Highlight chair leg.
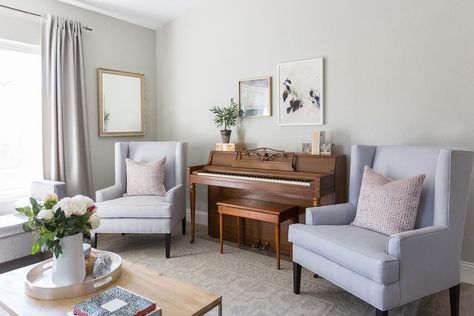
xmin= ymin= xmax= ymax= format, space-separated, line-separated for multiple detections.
xmin=449 ymin=284 xmax=460 ymax=316
xmin=165 ymin=233 xmax=171 ymax=258
xmin=293 ymin=262 xmax=301 ymax=294
xmin=375 ymin=309 xmax=388 ymax=316
xmin=182 ymin=217 xmax=186 ymax=235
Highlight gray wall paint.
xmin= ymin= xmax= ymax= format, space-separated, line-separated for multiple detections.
xmin=0 ymin=0 xmax=157 ymax=193
xmin=156 ymin=0 xmax=474 ymax=261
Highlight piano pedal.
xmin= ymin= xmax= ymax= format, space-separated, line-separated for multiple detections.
xmin=251 ymin=240 xmax=261 ymax=248
xmin=261 ymin=241 xmax=271 ymax=251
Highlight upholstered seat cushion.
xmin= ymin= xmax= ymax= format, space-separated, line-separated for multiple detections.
xmin=288 ymin=224 xmax=399 ymax=284
xmin=96 ymin=196 xmax=172 ymax=219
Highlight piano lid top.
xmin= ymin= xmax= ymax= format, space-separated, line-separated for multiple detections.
xmin=207 ymin=147 xmax=344 ymax=173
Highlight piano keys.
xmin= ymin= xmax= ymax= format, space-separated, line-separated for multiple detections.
xmin=195 ymin=170 xmax=312 ymax=187
xmin=188 ymin=147 xmax=347 ymax=254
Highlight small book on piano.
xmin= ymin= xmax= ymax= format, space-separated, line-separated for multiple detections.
xmin=215 ymin=143 xmax=244 ymax=152
xmin=72 ymin=286 xmax=160 ymax=316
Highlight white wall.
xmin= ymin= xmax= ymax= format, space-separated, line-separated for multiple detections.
xmin=156 ymin=0 xmax=474 ymax=262
xmin=0 ymin=0 xmax=157 ymax=193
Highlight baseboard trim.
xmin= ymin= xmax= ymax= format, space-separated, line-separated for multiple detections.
xmin=461 ymin=260 xmax=474 ymax=285
xmin=185 ymin=208 xmax=208 ymax=226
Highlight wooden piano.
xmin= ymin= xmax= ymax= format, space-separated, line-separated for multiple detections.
xmin=188 ymin=147 xmax=346 ymax=255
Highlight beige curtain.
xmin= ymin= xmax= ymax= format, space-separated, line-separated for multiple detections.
xmin=41 ymin=14 xmax=92 ymax=197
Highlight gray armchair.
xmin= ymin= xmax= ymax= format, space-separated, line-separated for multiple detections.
xmin=94 ymin=141 xmax=187 ymax=258
xmin=289 ymin=145 xmax=474 ymax=316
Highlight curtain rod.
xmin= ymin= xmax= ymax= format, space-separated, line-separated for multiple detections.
xmin=0 ymin=4 xmax=93 ymax=31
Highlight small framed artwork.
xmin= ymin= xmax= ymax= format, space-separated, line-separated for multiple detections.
xmin=302 ymin=143 xmax=312 ymax=154
xmin=238 ymin=76 xmax=272 ymax=117
xmin=278 ymin=58 xmax=324 ymax=125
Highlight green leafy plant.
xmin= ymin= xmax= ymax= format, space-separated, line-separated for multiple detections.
xmin=16 ymin=194 xmax=100 ymax=258
xmin=210 ymin=98 xmax=239 ymax=130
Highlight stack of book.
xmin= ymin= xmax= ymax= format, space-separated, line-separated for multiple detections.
xmin=72 ymin=286 xmax=161 ymax=316
xmin=215 ymin=143 xmax=244 ymax=152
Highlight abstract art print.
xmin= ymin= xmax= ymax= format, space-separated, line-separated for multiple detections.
xmin=278 ymin=58 xmax=324 ymax=125
xmin=239 ymin=77 xmax=272 ymax=117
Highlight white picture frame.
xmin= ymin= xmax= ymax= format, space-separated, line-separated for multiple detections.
xmin=277 ymin=58 xmax=324 ymax=126
xmin=238 ymin=76 xmax=272 ymax=117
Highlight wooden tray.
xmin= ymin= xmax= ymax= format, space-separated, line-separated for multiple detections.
xmin=24 ymin=250 xmax=122 ymax=300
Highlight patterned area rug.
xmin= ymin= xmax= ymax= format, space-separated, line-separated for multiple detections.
xmin=96 ymin=227 xmax=420 ymax=316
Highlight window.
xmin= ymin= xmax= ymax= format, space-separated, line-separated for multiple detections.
xmin=0 ymin=39 xmax=42 ymax=213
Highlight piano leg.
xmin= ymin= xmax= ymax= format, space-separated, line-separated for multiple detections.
xmin=190 ymin=183 xmax=196 ymax=243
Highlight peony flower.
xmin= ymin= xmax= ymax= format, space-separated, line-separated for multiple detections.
xmin=44 ymin=193 xmax=58 ymax=204
xmin=70 ymin=199 xmax=87 ymax=216
xmin=43 ymin=193 xmax=59 ymax=210
xmin=53 ymin=195 xmax=96 ymax=217
xmin=77 ymin=195 xmax=94 ymax=207
xmin=88 ymin=213 xmax=101 ymax=230
xmin=55 ymin=197 xmax=81 ymax=217
xmin=37 ymin=209 xmax=54 ymax=221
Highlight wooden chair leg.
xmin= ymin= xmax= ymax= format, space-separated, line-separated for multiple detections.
xmin=236 ymin=216 xmax=241 ymax=246
xmin=275 ymin=224 xmax=280 ymax=269
xmin=165 ymin=233 xmax=171 ymax=258
xmin=219 ymin=213 xmax=224 ymax=254
xmin=449 ymin=284 xmax=460 ymax=316
xmin=182 ymin=217 xmax=186 ymax=235
xmin=375 ymin=309 xmax=388 ymax=316
xmin=293 ymin=262 xmax=301 ymax=294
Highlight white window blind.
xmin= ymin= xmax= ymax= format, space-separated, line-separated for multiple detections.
xmin=0 ymin=39 xmax=42 ymax=206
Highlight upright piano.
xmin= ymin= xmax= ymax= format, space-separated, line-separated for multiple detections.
xmin=188 ymin=147 xmax=346 ymax=255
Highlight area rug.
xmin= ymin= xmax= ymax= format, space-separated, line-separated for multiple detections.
xmin=97 ymin=227 xmax=420 ymax=316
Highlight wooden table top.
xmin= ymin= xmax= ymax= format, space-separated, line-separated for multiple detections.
xmin=217 ymin=198 xmax=297 ymax=214
xmin=0 ymin=259 xmax=221 ymax=316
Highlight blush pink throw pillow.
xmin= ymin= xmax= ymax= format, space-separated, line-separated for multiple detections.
xmin=351 ymin=166 xmax=425 ymax=235
xmin=125 ymin=157 xmax=167 ymax=196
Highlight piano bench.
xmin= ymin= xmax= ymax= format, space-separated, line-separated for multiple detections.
xmin=216 ymin=198 xmax=299 ymax=269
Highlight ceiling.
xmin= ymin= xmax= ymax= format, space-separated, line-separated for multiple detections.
xmin=58 ymin=0 xmax=200 ymax=29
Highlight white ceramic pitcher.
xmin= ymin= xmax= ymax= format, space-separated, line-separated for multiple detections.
xmin=51 ymin=233 xmax=86 ymax=286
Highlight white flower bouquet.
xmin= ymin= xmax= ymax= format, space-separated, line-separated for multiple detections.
xmin=16 ymin=194 xmax=100 ymax=258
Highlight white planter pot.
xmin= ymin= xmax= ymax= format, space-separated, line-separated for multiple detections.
xmin=51 ymin=233 xmax=86 ymax=286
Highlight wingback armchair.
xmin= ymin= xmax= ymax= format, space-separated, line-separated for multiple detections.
xmin=289 ymin=145 xmax=474 ymax=316
xmin=93 ymin=141 xmax=187 ymax=258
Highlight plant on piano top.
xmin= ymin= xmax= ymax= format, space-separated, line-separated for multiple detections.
xmin=210 ymin=98 xmax=240 ymax=143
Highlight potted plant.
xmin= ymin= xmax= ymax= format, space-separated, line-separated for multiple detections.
xmin=16 ymin=194 xmax=100 ymax=286
xmin=210 ymin=98 xmax=239 ymax=143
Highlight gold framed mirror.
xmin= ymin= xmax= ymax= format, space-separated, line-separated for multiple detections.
xmin=98 ymin=68 xmax=145 ymax=137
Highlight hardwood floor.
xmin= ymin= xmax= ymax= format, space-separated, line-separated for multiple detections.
xmin=0 ymin=252 xmax=50 ymax=274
